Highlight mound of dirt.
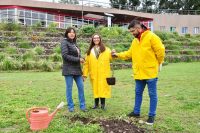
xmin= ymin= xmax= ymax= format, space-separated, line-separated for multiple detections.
xmin=70 ymin=116 xmax=145 ymax=133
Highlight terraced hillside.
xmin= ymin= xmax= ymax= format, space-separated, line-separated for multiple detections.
xmin=0 ymin=26 xmax=200 ymax=71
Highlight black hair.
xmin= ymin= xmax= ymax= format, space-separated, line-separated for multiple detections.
xmin=128 ymin=20 xmax=147 ymax=30
xmin=64 ymin=27 xmax=77 ymax=42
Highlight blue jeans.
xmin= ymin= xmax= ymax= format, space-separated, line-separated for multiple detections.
xmin=133 ymin=78 xmax=158 ymax=117
xmin=64 ymin=75 xmax=86 ymax=111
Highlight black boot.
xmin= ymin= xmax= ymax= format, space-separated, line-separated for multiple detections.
xmin=92 ymin=98 xmax=99 ymax=109
xmin=100 ymin=98 xmax=105 ymax=110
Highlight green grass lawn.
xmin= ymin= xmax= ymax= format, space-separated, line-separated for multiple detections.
xmin=0 ymin=62 xmax=200 ymax=133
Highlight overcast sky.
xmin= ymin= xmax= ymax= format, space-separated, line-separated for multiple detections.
xmin=34 ymin=0 xmax=111 ymax=8
xmin=35 ymin=0 xmax=110 ymax=4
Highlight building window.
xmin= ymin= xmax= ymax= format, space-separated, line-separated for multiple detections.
xmin=0 ymin=10 xmax=1 ymax=22
xmin=170 ymin=27 xmax=176 ymax=32
xmin=25 ymin=18 xmax=31 ymax=25
xmin=18 ymin=10 xmax=25 ymax=17
xmin=32 ymin=11 xmax=39 ymax=19
xmin=0 ymin=8 xmax=96 ymax=28
xmin=39 ymin=13 xmax=46 ymax=20
xmin=160 ymin=26 xmax=166 ymax=31
xmin=7 ymin=9 xmax=15 ymax=19
xmin=193 ymin=27 xmax=199 ymax=34
xmin=32 ymin=19 xmax=39 ymax=25
xmin=47 ymin=14 xmax=54 ymax=21
xmin=1 ymin=9 xmax=8 ymax=21
xmin=182 ymin=27 xmax=188 ymax=34
xmin=148 ymin=21 xmax=153 ymax=31
xmin=25 ymin=11 xmax=31 ymax=18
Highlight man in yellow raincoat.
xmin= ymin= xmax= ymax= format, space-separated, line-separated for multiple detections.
xmin=83 ymin=34 xmax=112 ymax=110
xmin=112 ymin=20 xmax=165 ymax=125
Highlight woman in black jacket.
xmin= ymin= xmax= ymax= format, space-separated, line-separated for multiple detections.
xmin=61 ymin=27 xmax=86 ymax=112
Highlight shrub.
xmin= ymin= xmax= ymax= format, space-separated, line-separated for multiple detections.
xmin=15 ymin=32 xmax=25 ymax=41
xmin=51 ymin=53 xmax=62 ymax=62
xmin=53 ymin=62 xmax=62 ymax=70
xmin=22 ymin=50 xmax=36 ymax=61
xmin=41 ymin=61 xmax=54 ymax=72
xmin=0 ymin=53 xmax=5 ymax=62
xmin=0 ymin=41 xmax=9 ymax=48
xmin=13 ymin=60 xmax=23 ymax=70
xmin=32 ymin=21 xmax=42 ymax=29
xmin=53 ymin=45 xmax=61 ymax=54
xmin=79 ymin=42 xmax=89 ymax=54
xmin=189 ymin=40 xmax=200 ymax=46
xmin=173 ymin=32 xmax=179 ymax=37
xmin=163 ymin=61 xmax=168 ymax=66
xmin=0 ymin=22 xmax=22 ymax=31
xmin=22 ymin=61 xmax=35 ymax=70
xmin=154 ymin=31 xmax=168 ymax=41
xmin=163 ymin=39 xmax=182 ymax=46
xmin=184 ymin=56 xmax=193 ymax=62
xmin=110 ymin=43 xmax=128 ymax=52
xmin=34 ymin=60 xmax=43 ymax=70
xmin=2 ymin=58 xmax=15 ymax=70
xmin=120 ymin=30 xmax=133 ymax=42
xmin=172 ymin=50 xmax=180 ymax=55
xmin=34 ymin=46 xmax=44 ymax=55
xmin=99 ymin=26 xmax=120 ymax=39
xmin=185 ymin=34 xmax=191 ymax=38
xmin=185 ymin=50 xmax=196 ymax=55
xmin=39 ymin=32 xmax=46 ymax=38
xmin=6 ymin=47 xmax=17 ymax=54
xmin=171 ymin=56 xmax=181 ymax=63
xmin=176 ymin=36 xmax=190 ymax=42
xmin=47 ymin=22 xmax=58 ymax=33
xmin=154 ymin=31 xmax=177 ymax=41
xmin=165 ymin=45 xmax=181 ymax=50
xmin=79 ymin=25 xmax=96 ymax=37
xmin=18 ymin=41 xmax=32 ymax=49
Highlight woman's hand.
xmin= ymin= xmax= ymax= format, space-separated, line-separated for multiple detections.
xmin=80 ymin=58 xmax=85 ymax=64
xmin=82 ymin=76 xmax=87 ymax=82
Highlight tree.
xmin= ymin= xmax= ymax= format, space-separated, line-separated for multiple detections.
xmin=110 ymin=0 xmax=128 ymax=9
xmin=182 ymin=0 xmax=200 ymax=10
xmin=159 ymin=0 xmax=183 ymax=9
xmin=129 ymin=0 xmax=140 ymax=6
xmin=158 ymin=0 xmax=200 ymax=14
xmin=140 ymin=0 xmax=157 ymax=12
xmin=158 ymin=0 xmax=200 ymax=10
xmin=59 ymin=0 xmax=79 ymax=5
xmin=110 ymin=0 xmax=141 ymax=10
xmin=128 ymin=0 xmax=140 ymax=10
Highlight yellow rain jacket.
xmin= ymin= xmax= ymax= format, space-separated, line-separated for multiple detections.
xmin=83 ymin=47 xmax=112 ymax=98
xmin=116 ymin=30 xmax=165 ymax=79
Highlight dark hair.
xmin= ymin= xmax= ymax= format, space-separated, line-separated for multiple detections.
xmin=64 ymin=27 xmax=77 ymax=42
xmin=128 ymin=20 xmax=147 ymax=30
xmin=86 ymin=33 xmax=105 ymax=55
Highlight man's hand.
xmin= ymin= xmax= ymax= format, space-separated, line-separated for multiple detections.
xmin=159 ymin=64 xmax=162 ymax=72
xmin=80 ymin=58 xmax=85 ymax=64
xmin=111 ymin=49 xmax=118 ymax=58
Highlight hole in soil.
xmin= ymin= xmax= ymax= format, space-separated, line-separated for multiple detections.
xmin=70 ymin=116 xmax=145 ymax=133
xmin=32 ymin=110 xmax=39 ymax=113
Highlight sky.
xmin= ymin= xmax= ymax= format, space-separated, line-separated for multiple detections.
xmin=34 ymin=0 xmax=111 ymax=8
xmin=35 ymin=0 xmax=110 ymax=4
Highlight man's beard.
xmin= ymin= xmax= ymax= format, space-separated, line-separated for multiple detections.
xmin=133 ymin=33 xmax=140 ymax=38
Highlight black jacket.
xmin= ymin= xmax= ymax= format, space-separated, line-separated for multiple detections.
xmin=61 ymin=38 xmax=82 ymax=76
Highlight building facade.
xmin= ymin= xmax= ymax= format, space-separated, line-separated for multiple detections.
xmin=0 ymin=0 xmax=199 ymax=34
